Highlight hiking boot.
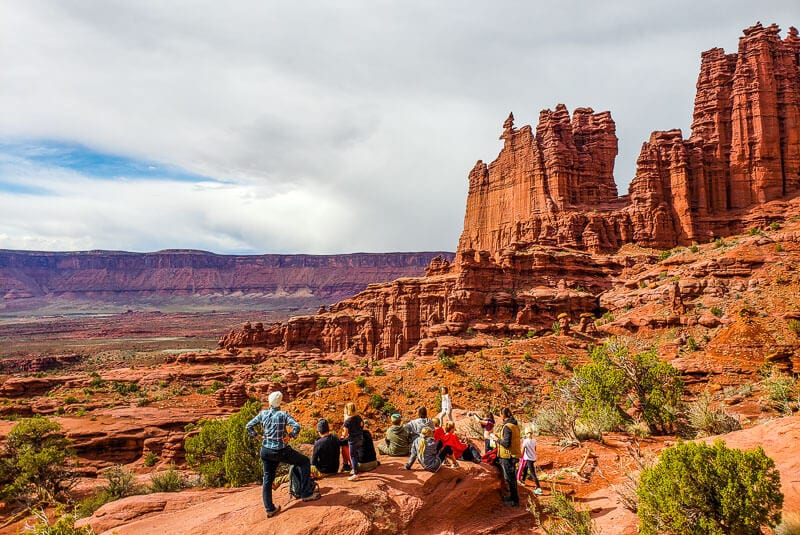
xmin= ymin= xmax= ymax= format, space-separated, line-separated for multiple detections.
xmin=301 ymin=492 xmax=321 ymax=502
xmin=340 ymin=464 xmax=351 ymax=473
xmin=534 ymin=488 xmax=543 ymax=495
xmin=266 ymin=505 xmax=281 ymax=518
xmin=348 ymin=473 xmax=360 ymax=481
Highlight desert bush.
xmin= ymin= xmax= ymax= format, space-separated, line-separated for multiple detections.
xmin=789 ymin=319 xmax=800 ymax=335
xmin=23 ymin=509 xmax=94 ymax=535
xmin=354 ymin=376 xmax=367 ymax=388
xmin=0 ymin=417 xmax=77 ymax=504
xmin=369 ymin=393 xmax=386 ymax=410
xmin=689 ymin=243 xmax=699 ymax=253
xmin=438 ymin=352 xmax=457 ymax=369
xmin=290 ymin=428 xmax=318 ymax=447
xmin=534 ymin=385 xmax=580 ymax=446
xmin=143 ymin=451 xmax=159 ymax=467
xmin=710 ymin=306 xmax=723 ymax=317
xmin=617 ymin=348 xmax=683 ymax=433
xmin=686 ymin=390 xmax=741 ymax=438
xmin=184 ymin=400 xmax=261 ymax=487
xmin=149 ymin=465 xmax=183 ymax=493
xmin=373 ymin=366 xmax=386 ymax=376
xmin=75 ymin=465 xmax=144 ymax=517
xmin=532 ymin=489 xmax=598 ymax=535
xmin=500 ymin=363 xmax=513 ymax=376
xmin=102 ymin=465 xmax=140 ymax=500
xmin=637 ymin=440 xmax=783 ymax=535
xmin=551 ymin=321 xmax=561 ymax=336
xmin=762 ymin=370 xmax=797 ymax=415
xmin=316 ymin=376 xmax=329 ymax=389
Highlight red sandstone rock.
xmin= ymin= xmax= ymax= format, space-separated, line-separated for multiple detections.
xmin=457 ymin=24 xmax=800 ymax=254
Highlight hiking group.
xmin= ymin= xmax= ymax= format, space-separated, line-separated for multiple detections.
xmin=245 ymin=386 xmax=543 ymax=518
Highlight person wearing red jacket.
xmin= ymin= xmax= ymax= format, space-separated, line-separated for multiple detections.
xmin=440 ymin=422 xmax=468 ymax=460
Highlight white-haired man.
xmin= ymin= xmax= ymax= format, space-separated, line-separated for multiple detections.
xmin=246 ymin=391 xmax=320 ymax=517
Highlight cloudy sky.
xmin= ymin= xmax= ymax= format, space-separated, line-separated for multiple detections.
xmin=1 ymin=1 xmax=798 ymax=254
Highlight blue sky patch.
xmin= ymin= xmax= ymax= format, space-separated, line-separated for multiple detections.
xmin=0 ymin=139 xmax=215 ymax=183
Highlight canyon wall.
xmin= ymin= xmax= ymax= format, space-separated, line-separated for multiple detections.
xmin=0 ymin=250 xmax=453 ymax=310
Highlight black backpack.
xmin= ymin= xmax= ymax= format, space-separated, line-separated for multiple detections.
xmin=288 ymin=464 xmax=319 ymax=499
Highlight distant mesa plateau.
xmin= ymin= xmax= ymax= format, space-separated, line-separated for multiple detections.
xmin=0 ymin=249 xmax=454 ymax=316
xmin=2 ymin=22 xmax=800 ymax=535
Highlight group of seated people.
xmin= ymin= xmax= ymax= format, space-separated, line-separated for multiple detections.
xmin=308 ymin=405 xmax=482 ymax=479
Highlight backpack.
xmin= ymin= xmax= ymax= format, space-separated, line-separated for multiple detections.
xmin=288 ymin=464 xmax=319 ymax=500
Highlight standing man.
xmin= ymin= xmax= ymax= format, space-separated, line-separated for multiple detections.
xmin=491 ymin=407 xmax=521 ymax=506
xmin=246 ymin=391 xmax=320 ymax=518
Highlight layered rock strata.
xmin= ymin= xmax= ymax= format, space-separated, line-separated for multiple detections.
xmin=222 ymin=23 xmax=800 ymax=360
xmin=459 ymin=23 xmax=800 ymax=255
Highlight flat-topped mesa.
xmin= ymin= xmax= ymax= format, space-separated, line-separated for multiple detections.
xmin=458 ymin=104 xmax=619 ymax=256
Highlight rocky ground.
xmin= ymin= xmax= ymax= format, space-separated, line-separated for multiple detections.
xmin=2 ymin=218 xmax=800 ymax=534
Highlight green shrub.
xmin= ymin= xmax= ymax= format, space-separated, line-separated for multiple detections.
xmin=637 ymin=440 xmax=783 ymax=535
xmin=0 ymin=417 xmax=76 ymax=503
xmin=776 ymin=242 xmax=784 ymax=253
xmin=770 ymin=221 xmax=782 ymax=231
xmin=533 ymin=489 xmax=598 ymax=534
xmin=762 ymin=370 xmax=797 ymax=415
xmin=686 ymin=390 xmax=741 ymax=438
xmin=111 ymin=381 xmax=140 ymax=396
xmin=63 ymin=396 xmax=80 ymax=405
xmin=523 ymin=352 xmax=533 ymax=362
xmin=290 ymin=428 xmax=318 ymax=447
xmin=526 ymin=330 xmax=535 ymax=339
xmin=558 ymin=355 xmax=573 ymax=370
xmin=500 ymin=364 xmax=513 ymax=376
xmin=354 ymin=376 xmax=367 ymax=388
xmin=380 ymin=401 xmax=397 ymax=416
xmin=714 ymin=237 xmax=726 ymax=248
xmin=143 ymin=451 xmax=159 ymax=467
xmin=551 ymin=321 xmax=561 ymax=336
xmin=369 ymin=393 xmax=386 ymax=410
xmin=438 ymin=351 xmax=456 ymax=369
xmin=184 ymin=400 xmax=261 ymax=487
xmin=659 ymin=249 xmax=672 ymax=261
xmin=710 ymin=306 xmax=723 ymax=317
xmin=543 ymin=361 xmax=556 ymax=373
xmin=149 ymin=465 xmax=183 ymax=493
xmin=466 ymin=327 xmax=475 ymax=336
xmin=23 ymin=509 xmax=94 ymax=535
xmin=789 ymin=319 xmax=800 ymax=335
xmin=102 ymin=465 xmax=140 ymax=500
xmin=373 ymin=366 xmax=386 ymax=376
xmin=316 ymin=377 xmax=329 ymax=389
xmin=689 ymin=243 xmax=699 ymax=253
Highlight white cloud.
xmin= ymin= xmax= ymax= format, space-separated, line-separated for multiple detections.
xmin=0 ymin=0 xmax=798 ymax=253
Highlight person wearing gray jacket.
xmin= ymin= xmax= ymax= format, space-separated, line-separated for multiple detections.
xmin=404 ymin=427 xmax=455 ymax=472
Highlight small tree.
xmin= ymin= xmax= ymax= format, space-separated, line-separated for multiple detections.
xmin=637 ymin=440 xmax=783 ymax=535
xmin=0 ymin=417 xmax=77 ymax=504
xmin=185 ymin=400 xmax=262 ymax=487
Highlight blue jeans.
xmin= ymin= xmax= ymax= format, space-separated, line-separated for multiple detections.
xmin=260 ymin=445 xmax=312 ymax=511
xmin=348 ymin=439 xmax=362 ymax=475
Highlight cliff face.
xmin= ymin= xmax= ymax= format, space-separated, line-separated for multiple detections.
xmin=458 ymin=23 xmax=800 ymax=254
xmin=0 ymin=250 xmax=453 ymax=308
xmin=221 ymin=23 xmax=800 ymax=361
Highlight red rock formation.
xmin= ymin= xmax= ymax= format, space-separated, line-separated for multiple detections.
xmin=221 ymin=23 xmax=800 ymax=362
xmin=458 ymin=23 xmax=800 ymax=254
xmin=458 ymin=106 xmax=620 ymax=255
